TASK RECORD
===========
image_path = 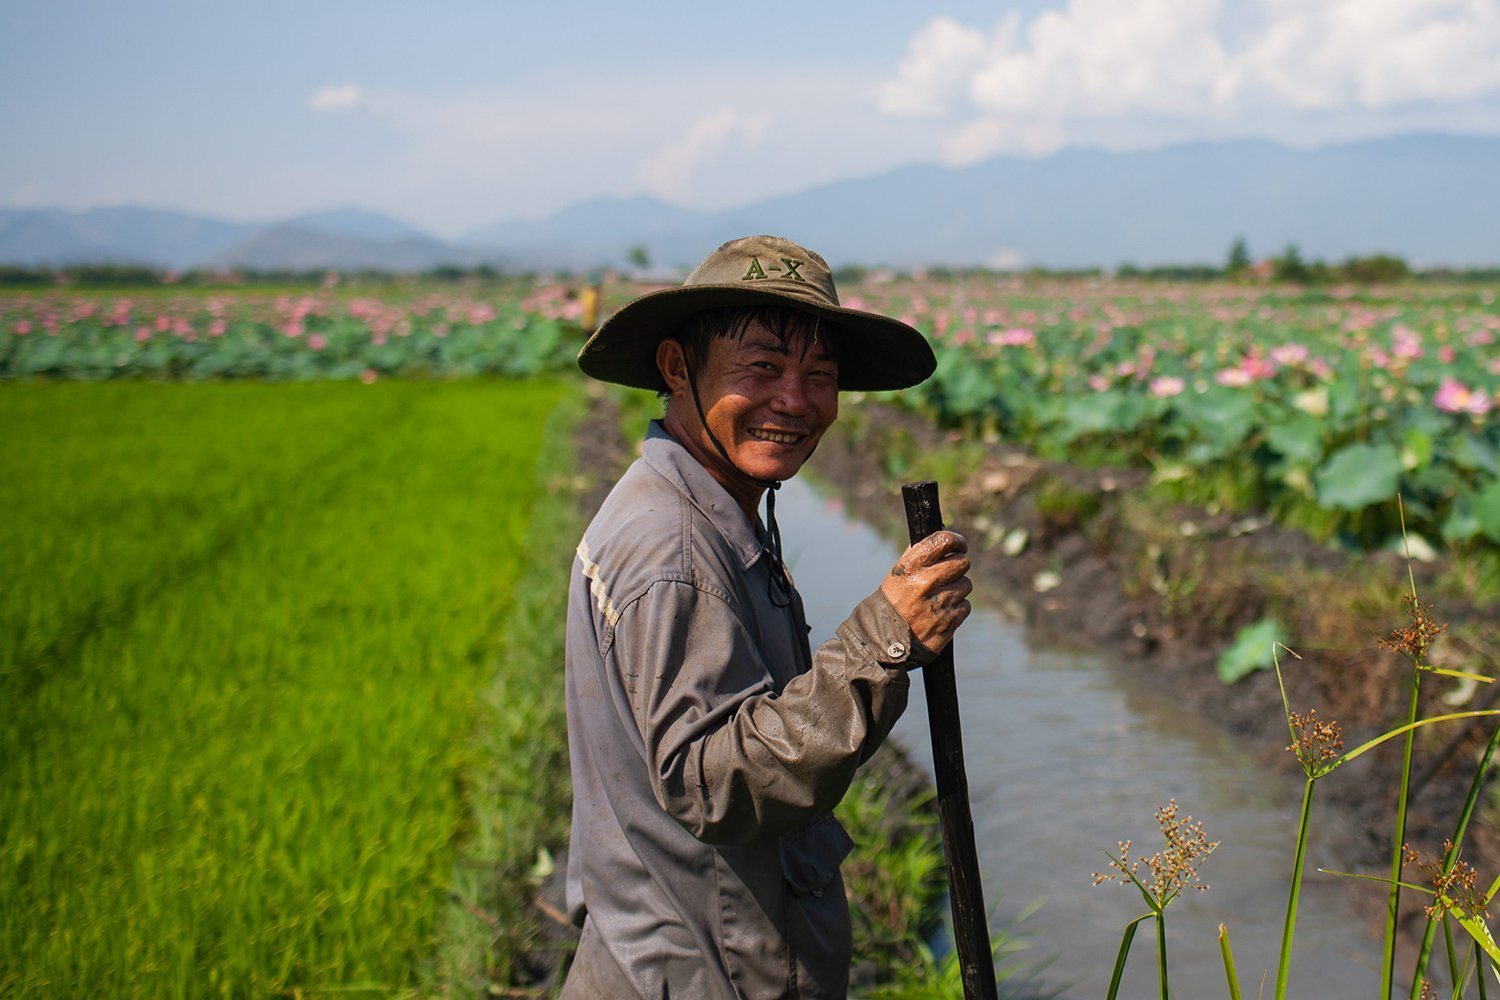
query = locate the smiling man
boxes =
[562,235,972,999]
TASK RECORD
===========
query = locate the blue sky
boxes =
[4,1,1499,238]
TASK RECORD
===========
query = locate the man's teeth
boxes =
[749,429,801,444]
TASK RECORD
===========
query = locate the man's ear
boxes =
[656,339,688,398]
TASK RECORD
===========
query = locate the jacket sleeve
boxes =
[613,580,926,845]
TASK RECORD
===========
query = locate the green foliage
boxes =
[1216,617,1288,684]
[1342,254,1411,284]
[1315,442,1404,511]
[1225,237,1252,277]
[0,379,572,996]
[1273,244,1312,284]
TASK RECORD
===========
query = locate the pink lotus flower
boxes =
[12,320,29,335]
[1434,377,1492,416]
[134,326,151,343]
[1270,343,1308,366]
[308,333,328,351]
[1088,374,1111,392]
[1216,367,1253,387]
[360,368,378,384]
[1391,324,1423,360]
[1149,376,1186,398]
[987,327,1035,348]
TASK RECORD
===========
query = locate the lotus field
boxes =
[872,280,1500,553]
[4,277,1496,552]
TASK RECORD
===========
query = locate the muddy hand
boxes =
[880,529,972,655]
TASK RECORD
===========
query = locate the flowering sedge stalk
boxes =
[1093,801,1218,1000]
[1272,634,1500,999]
[1382,497,1456,999]
[1326,847,1500,993]
[1410,721,1500,996]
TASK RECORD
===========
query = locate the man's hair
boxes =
[659,306,839,400]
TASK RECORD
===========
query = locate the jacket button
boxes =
[886,641,907,659]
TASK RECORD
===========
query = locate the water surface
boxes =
[780,474,1383,999]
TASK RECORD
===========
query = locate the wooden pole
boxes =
[902,479,997,1000]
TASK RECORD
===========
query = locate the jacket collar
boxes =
[642,420,767,571]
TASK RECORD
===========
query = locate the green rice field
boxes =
[1,378,577,996]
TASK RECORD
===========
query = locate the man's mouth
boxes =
[747,428,805,446]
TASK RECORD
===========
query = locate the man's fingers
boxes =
[890,530,968,578]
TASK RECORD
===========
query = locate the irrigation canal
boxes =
[779,474,1383,999]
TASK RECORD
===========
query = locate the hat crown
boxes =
[684,236,840,312]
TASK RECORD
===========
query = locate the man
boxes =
[563,235,972,998]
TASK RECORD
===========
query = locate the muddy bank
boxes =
[813,399,1500,894]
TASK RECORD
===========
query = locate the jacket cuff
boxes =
[838,587,937,670]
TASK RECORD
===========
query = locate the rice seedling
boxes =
[1,378,572,996]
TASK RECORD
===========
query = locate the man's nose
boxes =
[771,373,812,414]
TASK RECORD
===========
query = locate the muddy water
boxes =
[779,475,1385,999]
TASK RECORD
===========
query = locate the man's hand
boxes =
[880,529,972,655]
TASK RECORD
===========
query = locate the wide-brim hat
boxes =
[577,235,935,392]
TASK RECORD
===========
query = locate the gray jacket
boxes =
[563,422,928,998]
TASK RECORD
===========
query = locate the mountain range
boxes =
[4,133,1497,273]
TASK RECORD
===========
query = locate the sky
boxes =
[4,0,1500,239]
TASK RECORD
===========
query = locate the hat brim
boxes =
[577,284,935,392]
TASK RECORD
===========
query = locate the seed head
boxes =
[1404,841,1491,922]
[1285,708,1345,777]
[1378,592,1447,667]
[1093,800,1219,910]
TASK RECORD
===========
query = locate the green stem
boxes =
[1220,924,1243,1000]
[1477,940,1490,1000]
[1443,917,1460,998]
[1413,721,1500,997]
[1276,777,1317,1000]
[1157,912,1170,1000]
[1386,669,1424,998]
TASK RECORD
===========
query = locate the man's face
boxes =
[665,319,839,489]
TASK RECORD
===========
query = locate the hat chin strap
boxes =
[683,355,793,609]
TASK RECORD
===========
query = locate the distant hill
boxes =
[460,133,1500,271]
[0,206,255,270]
[4,134,1498,271]
[202,223,496,273]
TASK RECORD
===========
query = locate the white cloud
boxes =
[634,109,771,200]
[308,84,367,113]
[1226,0,1500,110]
[881,0,1500,154]
[877,16,996,116]
[941,117,1065,164]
